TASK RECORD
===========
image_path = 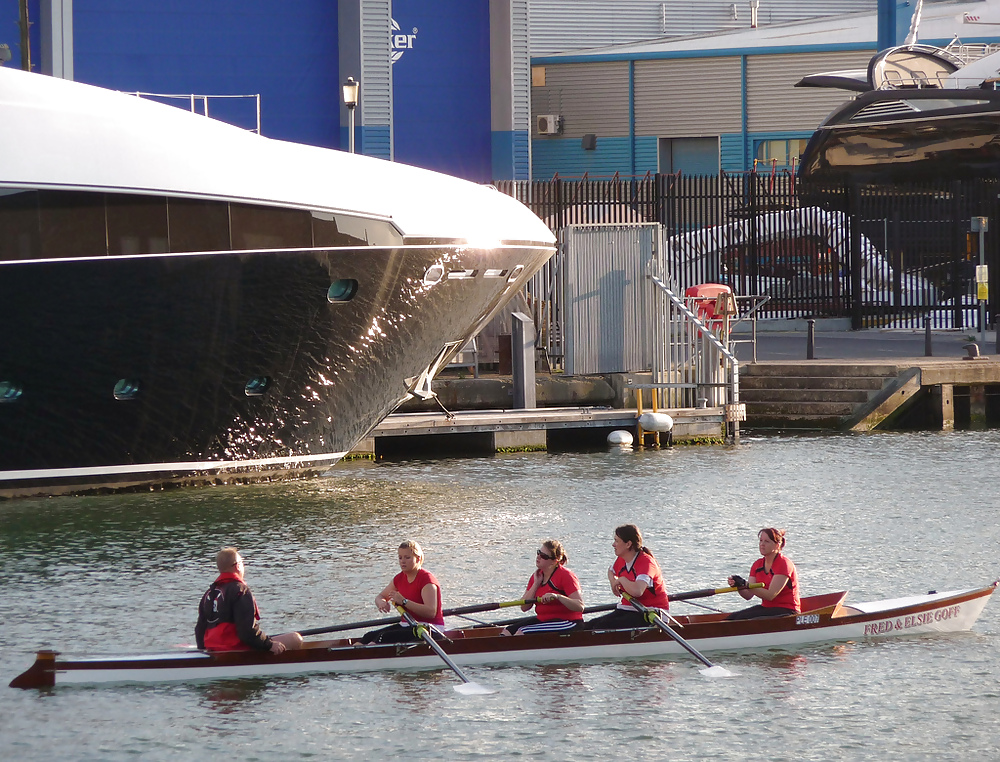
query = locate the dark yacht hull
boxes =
[798,89,1000,183]
[0,243,550,498]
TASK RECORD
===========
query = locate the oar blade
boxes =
[698,665,733,678]
[454,681,496,695]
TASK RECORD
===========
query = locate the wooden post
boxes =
[930,384,954,431]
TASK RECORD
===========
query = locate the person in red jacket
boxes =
[360,540,444,645]
[582,524,670,630]
[195,547,299,653]
[502,539,585,635]
[727,527,801,619]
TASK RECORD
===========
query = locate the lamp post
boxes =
[342,76,359,154]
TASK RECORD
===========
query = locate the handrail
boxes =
[647,272,741,440]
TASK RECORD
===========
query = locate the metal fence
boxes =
[501,173,1000,333]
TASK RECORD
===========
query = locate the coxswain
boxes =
[195,547,301,653]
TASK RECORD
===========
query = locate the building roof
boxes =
[533,0,1000,62]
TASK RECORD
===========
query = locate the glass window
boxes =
[38,190,107,259]
[312,212,403,248]
[244,376,271,397]
[231,203,311,250]
[0,189,40,260]
[755,139,810,169]
[0,381,23,403]
[327,279,358,302]
[107,194,168,256]
[113,379,141,400]
[168,198,232,253]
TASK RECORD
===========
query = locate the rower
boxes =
[727,527,801,619]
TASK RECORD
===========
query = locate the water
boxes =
[2,432,999,760]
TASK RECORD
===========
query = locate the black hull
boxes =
[0,244,550,498]
[798,89,1000,184]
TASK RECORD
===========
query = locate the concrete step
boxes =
[740,375,886,391]
[741,388,871,403]
[743,363,900,378]
[744,401,857,416]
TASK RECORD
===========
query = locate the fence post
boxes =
[849,181,863,330]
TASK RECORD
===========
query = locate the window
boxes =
[0,190,40,260]
[107,194,168,255]
[38,191,106,259]
[113,379,141,400]
[0,381,23,403]
[231,203,311,250]
[167,198,231,253]
[327,279,358,302]
[244,377,271,397]
[755,139,810,170]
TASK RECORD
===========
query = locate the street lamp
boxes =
[342,76,359,154]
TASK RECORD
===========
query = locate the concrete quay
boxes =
[350,327,1000,458]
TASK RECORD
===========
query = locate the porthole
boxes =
[327,279,358,303]
[422,264,445,286]
[0,381,23,403]
[113,379,141,400]
[245,376,271,397]
[507,264,525,283]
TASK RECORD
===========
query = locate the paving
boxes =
[734,328,997,363]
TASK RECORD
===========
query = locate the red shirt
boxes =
[615,552,669,610]
[750,553,800,612]
[394,568,444,625]
[525,565,583,622]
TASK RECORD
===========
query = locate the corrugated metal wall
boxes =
[361,0,393,158]
[746,50,875,132]
[532,61,630,138]
[529,1,877,55]
[562,224,660,375]
[634,57,742,137]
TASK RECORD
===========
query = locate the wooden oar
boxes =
[621,593,732,677]
[298,598,535,637]
[395,604,494,695]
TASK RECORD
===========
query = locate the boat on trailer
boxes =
[10,583,995,688]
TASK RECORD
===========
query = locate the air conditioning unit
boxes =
[536,114,563,135]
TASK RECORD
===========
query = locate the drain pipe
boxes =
[749,0,759,29]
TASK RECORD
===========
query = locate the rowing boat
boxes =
[10,583,995,688]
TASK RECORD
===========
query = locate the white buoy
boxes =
[607,430,633,446]
[637,412,674,432]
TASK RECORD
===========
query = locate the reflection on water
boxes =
[2,431,1000,760]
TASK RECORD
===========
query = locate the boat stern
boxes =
[9,649,58,689]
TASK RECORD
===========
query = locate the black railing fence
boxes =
[497,173,1000,330]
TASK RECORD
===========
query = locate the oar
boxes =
[395,604,494,695]
[298,598,536,637]
[621,592,732,677]
[483,584,763,628]
[670,583,763,602]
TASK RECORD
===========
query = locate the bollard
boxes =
[807,319,815,360]
[925,319,933,357]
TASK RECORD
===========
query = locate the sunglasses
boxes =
[536,549,555,560]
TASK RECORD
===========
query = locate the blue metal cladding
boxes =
[391,0,491,182]
[71,1,339,149]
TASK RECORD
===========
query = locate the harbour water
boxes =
[1,431,999,760]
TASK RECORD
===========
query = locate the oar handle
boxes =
[669,583,764,601]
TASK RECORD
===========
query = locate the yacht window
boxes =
[0,190,40,260]
[0,381,23,403]
[113,379,141,400]
[244,376,271,396]
[168,198,232,253]
[327,279,359,302]
[107,195,168,256]
[231,203,311,250]
[38,191,106,259]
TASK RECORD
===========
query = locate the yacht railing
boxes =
[126,91,262,134]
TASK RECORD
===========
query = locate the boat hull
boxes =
[0,242,551,498]
[11,584,994,688]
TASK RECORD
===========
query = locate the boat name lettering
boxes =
[864,605,962,636]
[796,614,819,625]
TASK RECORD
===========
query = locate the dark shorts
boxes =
[727,605,797,621]
[580,608,652,631]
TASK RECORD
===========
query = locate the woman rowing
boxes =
[727,527,801,620]
[360,540,444,644]
[503,539,585,635]
[582,524,669,630]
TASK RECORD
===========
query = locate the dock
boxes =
[351,405,725,458]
